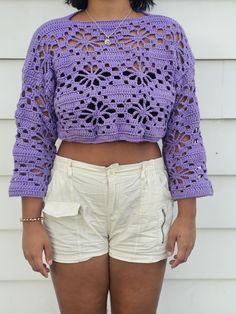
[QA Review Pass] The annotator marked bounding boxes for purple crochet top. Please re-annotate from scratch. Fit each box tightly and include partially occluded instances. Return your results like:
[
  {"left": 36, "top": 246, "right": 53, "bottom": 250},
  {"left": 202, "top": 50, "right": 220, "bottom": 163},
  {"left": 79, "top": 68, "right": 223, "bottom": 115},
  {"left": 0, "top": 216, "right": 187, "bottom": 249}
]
[{"left": 8, "top": 11, "right": 214, "bottom": 200}]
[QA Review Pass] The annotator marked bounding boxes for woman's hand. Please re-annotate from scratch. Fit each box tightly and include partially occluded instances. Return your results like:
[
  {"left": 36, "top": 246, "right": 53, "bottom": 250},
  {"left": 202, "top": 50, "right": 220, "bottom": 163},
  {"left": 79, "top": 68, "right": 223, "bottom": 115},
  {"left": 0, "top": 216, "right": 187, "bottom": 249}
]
[
  {"left": 22, "top": 222, "right": 53, "bottom": 278},
  {"left": 166, "top": 197, "right": 197, "bottom": 268}
]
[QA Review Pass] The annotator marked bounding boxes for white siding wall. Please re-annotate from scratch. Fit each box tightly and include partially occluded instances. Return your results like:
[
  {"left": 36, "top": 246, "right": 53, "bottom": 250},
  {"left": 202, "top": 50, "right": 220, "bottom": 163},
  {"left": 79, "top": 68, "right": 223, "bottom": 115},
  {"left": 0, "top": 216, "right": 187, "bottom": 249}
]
[{"left": 1, "top": 1, "right": 235, "bottom": 313}]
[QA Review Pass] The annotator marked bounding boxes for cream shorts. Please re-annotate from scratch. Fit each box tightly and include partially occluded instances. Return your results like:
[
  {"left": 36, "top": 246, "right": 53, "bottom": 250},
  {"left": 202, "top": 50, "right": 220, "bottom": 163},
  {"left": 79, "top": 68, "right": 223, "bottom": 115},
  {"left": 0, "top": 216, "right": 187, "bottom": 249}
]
[{"left": 42, "top": 154, "right": 174, "bottom": 263}]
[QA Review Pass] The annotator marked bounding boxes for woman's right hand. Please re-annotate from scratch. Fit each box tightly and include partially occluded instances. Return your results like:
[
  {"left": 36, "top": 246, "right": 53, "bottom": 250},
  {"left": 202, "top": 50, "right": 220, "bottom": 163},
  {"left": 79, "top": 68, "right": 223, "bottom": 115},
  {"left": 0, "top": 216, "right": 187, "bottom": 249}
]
[{"left": 22, "top": 222, "right": 53, "bottom": 278}]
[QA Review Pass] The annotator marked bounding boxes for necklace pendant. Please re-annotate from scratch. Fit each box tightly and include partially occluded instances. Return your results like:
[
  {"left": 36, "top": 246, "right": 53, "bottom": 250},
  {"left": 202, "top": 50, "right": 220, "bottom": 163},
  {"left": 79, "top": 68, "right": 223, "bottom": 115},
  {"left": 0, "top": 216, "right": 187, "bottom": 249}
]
[{"left": 104, "top": 37, "right": 111, "bottom": 45}]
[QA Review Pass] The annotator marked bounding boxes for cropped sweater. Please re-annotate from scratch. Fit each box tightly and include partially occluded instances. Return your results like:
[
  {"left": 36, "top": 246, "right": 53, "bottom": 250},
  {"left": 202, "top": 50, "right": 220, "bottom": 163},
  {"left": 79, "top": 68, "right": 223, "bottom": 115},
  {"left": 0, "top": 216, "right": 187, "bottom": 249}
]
[{"left": 8, "top": 11, "right": 214, "bottom": 201}]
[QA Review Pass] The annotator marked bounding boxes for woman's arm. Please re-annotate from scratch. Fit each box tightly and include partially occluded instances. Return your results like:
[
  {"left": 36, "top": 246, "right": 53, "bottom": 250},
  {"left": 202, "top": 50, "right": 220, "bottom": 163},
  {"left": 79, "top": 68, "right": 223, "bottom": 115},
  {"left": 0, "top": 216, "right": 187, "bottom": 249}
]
[
  {"left": 162, "top": 20, "right": 213, "bottom": 268},
  {"left": 8, "top": 23, "right": 57, "bottom": 278},
  {"left": 21, "top": 195, "right": 53, "bottom": 279},
  {"left": 8, "top": 23, "right": 58, "bottom": 199},
  {"left": 21, "top": 197, "right": 44, "bottom": 218},
  {"left": 162, "top": 21, "right": 214, "bottom": 201}
]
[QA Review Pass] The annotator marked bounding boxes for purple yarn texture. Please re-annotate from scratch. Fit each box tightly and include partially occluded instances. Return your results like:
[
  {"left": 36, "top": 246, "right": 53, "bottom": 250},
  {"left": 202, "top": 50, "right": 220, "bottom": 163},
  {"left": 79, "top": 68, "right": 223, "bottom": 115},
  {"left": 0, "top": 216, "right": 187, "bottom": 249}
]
[{"left": 8, "top": 11, "right": 214, "bottom": 200}]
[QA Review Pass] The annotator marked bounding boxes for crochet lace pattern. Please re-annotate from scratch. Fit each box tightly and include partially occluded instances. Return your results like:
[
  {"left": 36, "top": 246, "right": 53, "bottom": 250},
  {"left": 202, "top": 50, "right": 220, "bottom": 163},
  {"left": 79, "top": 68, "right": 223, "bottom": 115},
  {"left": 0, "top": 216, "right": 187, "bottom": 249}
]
[{"left": 8, "top": 11, "right": 214, "bottom": 200}]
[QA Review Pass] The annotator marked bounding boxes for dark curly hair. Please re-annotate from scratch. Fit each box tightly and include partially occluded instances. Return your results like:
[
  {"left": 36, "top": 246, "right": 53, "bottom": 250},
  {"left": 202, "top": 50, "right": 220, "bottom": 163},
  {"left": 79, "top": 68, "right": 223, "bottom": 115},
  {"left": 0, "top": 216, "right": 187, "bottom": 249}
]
[{"left": 65, "top": 0, "right": 155, "bottom": 12}]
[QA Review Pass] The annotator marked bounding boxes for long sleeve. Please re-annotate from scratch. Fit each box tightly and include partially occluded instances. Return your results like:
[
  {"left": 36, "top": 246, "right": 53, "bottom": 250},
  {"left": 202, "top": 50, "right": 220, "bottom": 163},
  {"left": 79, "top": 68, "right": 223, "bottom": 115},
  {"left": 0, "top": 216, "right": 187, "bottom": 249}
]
[
  {"left": 162, "top": 22, "right": 214, "bottom": 200},
  {"left": 8, "top": 25, "right": 58, "bottom": 198}
]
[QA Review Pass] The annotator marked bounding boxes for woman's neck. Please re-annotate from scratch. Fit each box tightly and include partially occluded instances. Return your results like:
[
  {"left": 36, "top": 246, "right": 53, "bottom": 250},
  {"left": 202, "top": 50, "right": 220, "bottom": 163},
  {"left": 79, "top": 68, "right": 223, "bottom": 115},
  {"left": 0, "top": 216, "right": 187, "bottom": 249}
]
[{"left": 84, "top": 0, "right": 136, "bottom": 20}]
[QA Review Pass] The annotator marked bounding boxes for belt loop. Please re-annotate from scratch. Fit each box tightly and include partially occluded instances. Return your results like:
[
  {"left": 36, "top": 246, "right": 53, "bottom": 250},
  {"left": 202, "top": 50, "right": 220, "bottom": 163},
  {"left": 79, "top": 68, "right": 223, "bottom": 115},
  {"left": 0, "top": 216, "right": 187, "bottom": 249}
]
[
  {"left": 140, "top": 163, "right": 148, "bottom": 187},
  {"left": 141, "top": 163, "right": 145, "bottom": 179},
  {"left": 67, "top": 160, "right": 73, "bottom": 177}
]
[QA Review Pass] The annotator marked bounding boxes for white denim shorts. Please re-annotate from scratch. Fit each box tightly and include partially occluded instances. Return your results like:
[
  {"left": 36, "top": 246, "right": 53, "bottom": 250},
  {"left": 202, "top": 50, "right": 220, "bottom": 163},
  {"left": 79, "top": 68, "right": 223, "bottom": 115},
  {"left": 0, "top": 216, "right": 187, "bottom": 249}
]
[{"left": 42, "top": 154, "right": 174, "bottom": 263}]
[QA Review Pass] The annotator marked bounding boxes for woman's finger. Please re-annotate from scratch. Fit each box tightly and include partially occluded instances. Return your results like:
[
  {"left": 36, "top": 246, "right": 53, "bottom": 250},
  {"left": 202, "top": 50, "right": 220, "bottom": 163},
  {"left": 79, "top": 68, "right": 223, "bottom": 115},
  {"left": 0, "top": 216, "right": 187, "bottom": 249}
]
[
  {"left": 29, "top": 255, "right": 49, "bottom": 278},
  {"left": 171, "top": 241, "right": 187, "bottom": 268}
]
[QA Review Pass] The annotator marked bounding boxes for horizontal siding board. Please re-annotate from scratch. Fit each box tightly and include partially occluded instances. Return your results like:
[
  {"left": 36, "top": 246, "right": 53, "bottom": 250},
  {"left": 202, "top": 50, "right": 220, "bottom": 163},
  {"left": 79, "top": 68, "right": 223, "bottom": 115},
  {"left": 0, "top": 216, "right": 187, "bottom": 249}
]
[
  {"left": 0, "top": 229, "right": 235, "bottom": 280},
  {"left": 0, "top": 281, "right": 59, "bottom": 314},
  {"left": 1, "top": 60, "right": 235, "bottom": 119},
  {"left": 0, "top": 1, "right": 72, "bottom": 58},
  {"left": 159, "top": 279, "right": 236, "bottom": 314},
  {"left": 205, "top": 120, "right": 236, "bottom": 175},
  {"left": 156, "top": 0, "right": 236, "bottom": 59},
  {"left": 0, "top": 1, "right": 236, "bottom": 59},
  {"left": 0, "top": 60, "right": 22, "bottom": 119},
  {"left": 221, "top": 61, "right": 236, "bottom": 118},
  {"left": 196, "top": 175, "right": 236, "bottom": 228},
  {"left": 196, "top": 60, "right": 236, "bottom": 119}
]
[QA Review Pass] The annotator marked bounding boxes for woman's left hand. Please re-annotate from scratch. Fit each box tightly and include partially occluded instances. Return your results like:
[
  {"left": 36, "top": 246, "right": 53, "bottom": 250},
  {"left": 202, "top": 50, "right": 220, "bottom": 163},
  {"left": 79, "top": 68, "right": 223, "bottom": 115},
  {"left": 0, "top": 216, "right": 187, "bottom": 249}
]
[{"left": 166, "top": 215, "right": 196, "bottom": 268}]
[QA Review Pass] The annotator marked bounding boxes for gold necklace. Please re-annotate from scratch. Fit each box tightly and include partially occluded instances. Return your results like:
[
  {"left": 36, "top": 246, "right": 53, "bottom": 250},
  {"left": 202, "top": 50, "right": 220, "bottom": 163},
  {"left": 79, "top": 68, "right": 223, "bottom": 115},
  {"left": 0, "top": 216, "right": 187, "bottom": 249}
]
[{"left": 85, "top": 8, "right": 133, "bottom": 46}]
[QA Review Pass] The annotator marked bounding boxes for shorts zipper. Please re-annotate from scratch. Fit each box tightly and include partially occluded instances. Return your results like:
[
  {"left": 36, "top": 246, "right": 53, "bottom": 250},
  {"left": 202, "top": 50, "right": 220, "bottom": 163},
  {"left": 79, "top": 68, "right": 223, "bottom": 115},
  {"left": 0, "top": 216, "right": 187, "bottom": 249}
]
[{"left": 161, "top": 208, "right": 166, "bottom": 243}]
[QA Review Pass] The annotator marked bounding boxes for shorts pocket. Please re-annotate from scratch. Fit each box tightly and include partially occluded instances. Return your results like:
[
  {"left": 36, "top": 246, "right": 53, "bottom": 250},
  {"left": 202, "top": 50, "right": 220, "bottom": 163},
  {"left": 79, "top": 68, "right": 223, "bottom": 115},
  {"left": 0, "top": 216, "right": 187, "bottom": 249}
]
[
  {"left": 42, "top": 167, "right": 82, "bottom": 218},
  {"left": 42, "top": 200, "right": 81, "bottom": 217},
  {"left": 152, "top": 168, "right": 172, "bottom": 200}
]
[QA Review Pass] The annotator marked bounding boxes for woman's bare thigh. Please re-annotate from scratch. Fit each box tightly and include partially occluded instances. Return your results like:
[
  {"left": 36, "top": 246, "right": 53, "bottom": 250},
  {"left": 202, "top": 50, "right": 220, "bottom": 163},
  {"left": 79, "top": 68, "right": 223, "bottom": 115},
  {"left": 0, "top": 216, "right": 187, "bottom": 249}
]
[
  {"left": 109, "top": 257, "right": 167, "bottom": 314},
  {"left": 49, "top": 253, "right": 109, "bottom": 314}
]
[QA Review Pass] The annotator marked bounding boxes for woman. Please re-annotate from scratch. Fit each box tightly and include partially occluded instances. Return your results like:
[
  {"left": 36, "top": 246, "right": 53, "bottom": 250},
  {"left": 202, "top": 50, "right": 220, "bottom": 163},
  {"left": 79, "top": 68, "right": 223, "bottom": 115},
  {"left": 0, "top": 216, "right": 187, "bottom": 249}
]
[{"left": 8, "top": 0, "right": 214, "bottom": 313}]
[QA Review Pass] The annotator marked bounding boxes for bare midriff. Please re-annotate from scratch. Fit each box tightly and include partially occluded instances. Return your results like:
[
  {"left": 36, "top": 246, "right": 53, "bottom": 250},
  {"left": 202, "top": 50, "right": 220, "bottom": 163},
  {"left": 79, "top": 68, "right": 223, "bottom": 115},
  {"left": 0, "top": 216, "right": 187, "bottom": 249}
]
[{"left": 57, "top": 140, "right": 162, "bottom": 166}]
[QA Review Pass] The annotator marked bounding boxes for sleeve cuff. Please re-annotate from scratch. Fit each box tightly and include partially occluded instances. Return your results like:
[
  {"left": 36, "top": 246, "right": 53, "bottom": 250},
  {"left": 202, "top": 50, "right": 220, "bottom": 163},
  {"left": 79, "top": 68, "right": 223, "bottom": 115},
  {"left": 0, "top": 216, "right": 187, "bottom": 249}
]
[
  {"left": 8, "top": 180, "right": 47, "bottom": 198},
  {"left": 170, "top": 181, "right": 214, "bottom": 201}
]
